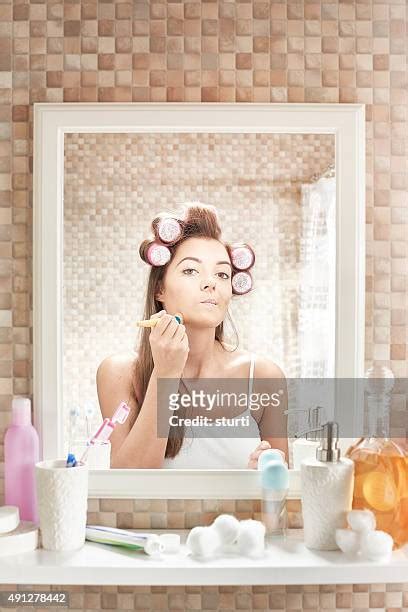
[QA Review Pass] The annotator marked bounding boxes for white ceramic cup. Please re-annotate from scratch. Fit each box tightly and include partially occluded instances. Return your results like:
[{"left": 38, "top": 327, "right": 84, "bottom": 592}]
[{"left": 35, "top": 459, "right": 88, "bottom": 551}]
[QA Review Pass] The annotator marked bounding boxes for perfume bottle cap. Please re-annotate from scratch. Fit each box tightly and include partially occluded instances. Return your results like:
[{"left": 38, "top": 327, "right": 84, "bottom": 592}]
[{"left": 316, "top": 421, "right": 340, "bottom": 462}]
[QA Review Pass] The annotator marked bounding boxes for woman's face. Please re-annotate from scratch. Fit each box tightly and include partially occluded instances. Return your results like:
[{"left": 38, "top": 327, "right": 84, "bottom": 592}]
[{"left": 156, "top": 237, "right": 233, "bottom": 328}]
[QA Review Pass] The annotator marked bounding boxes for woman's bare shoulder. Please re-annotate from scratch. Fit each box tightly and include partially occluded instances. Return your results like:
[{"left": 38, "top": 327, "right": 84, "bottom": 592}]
[
  {"left": 96, "top": 351, "right": 140, "bottom": 415},
  {"left": 97, "top": 351, "right": 139, "bottom": 383},
  {"left": 252, "top": 354, "right": 286, "bottom": 379}
]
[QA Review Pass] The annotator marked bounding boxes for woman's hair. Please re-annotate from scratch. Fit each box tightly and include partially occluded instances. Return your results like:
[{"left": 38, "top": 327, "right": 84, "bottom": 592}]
[{"left": 129, "top": 202, "right": 239, "bottom": 459}]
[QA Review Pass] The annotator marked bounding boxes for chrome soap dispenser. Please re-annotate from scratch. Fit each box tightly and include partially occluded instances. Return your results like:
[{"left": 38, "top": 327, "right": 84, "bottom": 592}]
[{"left": 300, "top": 421, "right": 354, "bottom": 550}]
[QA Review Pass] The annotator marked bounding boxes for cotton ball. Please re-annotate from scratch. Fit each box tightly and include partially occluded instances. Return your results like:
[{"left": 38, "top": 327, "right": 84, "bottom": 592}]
[
  {"left": 335, "top": 529, "right": 360, "bottom": 556},
  {"left": 359, "top": 530, "right": 394, "bottom": 561},
  {"left": 185, "top": 526, "right": 205, "bottom": 555},
  {"left": 212, "top": 514, "right": 240, "bottom": 548},
  {"left": 236, "top": 519, "right": 266, "bottom": 558},
  {"left": 186, "top": 526, "right": 221, "bottom": 558},
  {"left": 347, "top": 509, "right": 376, "bottom": 533}
]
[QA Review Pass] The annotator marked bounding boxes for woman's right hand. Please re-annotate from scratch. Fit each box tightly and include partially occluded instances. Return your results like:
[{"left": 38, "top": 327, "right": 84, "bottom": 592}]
[{"left": 149, "top": 310, "right": 189, "bottom": 378}]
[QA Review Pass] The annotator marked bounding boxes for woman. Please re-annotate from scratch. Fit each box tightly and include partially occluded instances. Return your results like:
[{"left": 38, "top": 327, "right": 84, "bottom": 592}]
[{"left": 97, "top": 203, "right": 288, "bottom": 468}]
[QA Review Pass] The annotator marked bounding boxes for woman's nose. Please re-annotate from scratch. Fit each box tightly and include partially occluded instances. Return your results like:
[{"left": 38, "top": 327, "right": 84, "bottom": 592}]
[{"left": 201, "top": 275, "right": 216, "bottom": 290}]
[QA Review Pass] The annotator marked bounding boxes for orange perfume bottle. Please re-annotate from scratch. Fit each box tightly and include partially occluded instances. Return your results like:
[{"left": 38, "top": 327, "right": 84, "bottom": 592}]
[{"left": 345, "top": 366, "right": 407, "bottom": 549}]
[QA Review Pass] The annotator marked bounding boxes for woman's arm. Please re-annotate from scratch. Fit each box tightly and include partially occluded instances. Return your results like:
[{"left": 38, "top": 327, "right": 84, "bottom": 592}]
[
  {"left": 96, "top": 354, "right": 178, "bottom": 468},
  {"left": 252, "top": 356, "right": 289, "bottom": 462}
]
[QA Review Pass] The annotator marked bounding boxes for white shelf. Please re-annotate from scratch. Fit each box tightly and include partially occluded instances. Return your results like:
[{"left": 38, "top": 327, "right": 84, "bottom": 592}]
[
  {"left": 87, "top": 468, "right": 302, "bottom": 499},
  {"left": 1, "top": 530, "right": 407, "bottom": 586}
]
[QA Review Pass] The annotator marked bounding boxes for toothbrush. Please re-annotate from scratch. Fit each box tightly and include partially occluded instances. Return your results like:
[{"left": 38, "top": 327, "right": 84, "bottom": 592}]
[
  {"left": 78, "top": 401, "right": 131, "bottom": 465},
  {"left": 84, "top": 400, "right": 96, "bottom": 438},
  {"left": 136, "top": 312, "right": 183, "bottom": 328},
  {"left": 68, "top": 405, "right": 81, "bottom": 453}
]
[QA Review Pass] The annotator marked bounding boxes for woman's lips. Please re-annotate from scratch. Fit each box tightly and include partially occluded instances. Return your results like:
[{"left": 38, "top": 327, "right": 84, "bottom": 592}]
[{"left": 200, "top": 301, "right": 218, "bottom": 307}]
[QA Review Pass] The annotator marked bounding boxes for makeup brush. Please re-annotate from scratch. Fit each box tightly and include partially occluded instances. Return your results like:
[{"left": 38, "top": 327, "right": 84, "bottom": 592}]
[{"left": 136, "top": 312, "right": 183, "bottom": 328}]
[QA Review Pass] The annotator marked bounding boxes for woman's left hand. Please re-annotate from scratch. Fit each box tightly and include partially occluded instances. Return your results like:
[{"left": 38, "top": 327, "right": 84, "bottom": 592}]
[
  {"left": 247, "top": 440, "right": 272, "bottom": 469},
  {"left": 247, "top": 441, "right": 287, "bottom": 469}
]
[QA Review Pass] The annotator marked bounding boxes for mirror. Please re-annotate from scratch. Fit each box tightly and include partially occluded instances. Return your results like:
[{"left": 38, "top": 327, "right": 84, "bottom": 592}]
[{"left": 34, "top": 103, "right": 365, "bottom": 497}]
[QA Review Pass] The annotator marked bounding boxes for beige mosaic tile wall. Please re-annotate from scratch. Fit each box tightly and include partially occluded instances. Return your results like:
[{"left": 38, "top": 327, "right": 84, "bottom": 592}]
[
  {"left": 1, "top": 583, "right": 407, "bottom": 611},
  {"left": 0, "top": 0, "right": 407, "bottom": 604},
  {"left": 85, "top": 498, "right": 303, "bottom": 530}
]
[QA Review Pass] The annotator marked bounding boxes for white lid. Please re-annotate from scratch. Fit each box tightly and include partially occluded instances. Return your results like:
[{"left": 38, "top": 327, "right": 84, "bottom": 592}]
[
  {"left": 144, "top": 534, "right": 165, "bottom": 557},
  {"left": 0, "top": 521, "right": 38, "bottom": 556},
  {"left": 159, "top": 533, "right": 181, "bottom": 554},
  {"left": 11, "top": 397, "right": 31, "bottom": 424},
  {"left": 12, "top": 397, "right": 31, "bottom": 412},
  {"left": 0, "top": 506, "right": 20, "bottom": 534}
]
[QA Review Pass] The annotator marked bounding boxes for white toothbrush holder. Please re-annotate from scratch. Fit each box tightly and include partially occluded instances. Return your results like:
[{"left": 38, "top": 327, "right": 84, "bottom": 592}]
[
  {"left": 35, "top": 459, "right": 89, "bottom": 551},
  {"left": 70, "top": 439, "right": 111, "bottom": 469}
]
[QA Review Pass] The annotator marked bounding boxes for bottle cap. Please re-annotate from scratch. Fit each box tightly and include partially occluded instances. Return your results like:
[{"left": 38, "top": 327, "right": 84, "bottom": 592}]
[
  {"left": 144, "top": 534, "right": 165, "bottom": 557},
  {"left": 159, "top": 533, "right": 181, "bottom": 554},
  {"left": 316, "top": 421, "right": 340, "bottom": 462},
  {"left": 261, "top": 459, "right": 289, "bottom": 490},
  {"left": 11, "top": 397, "right": 32, "bottom": 426},
  {"left": 257, "top": 449, "right": 286, "bottom": 471}
]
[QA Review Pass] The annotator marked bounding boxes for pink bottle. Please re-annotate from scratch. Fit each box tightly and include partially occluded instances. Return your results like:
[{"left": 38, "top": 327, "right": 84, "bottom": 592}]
[{"left": 4, "top": 397, "right": 39, "bottom": 523}]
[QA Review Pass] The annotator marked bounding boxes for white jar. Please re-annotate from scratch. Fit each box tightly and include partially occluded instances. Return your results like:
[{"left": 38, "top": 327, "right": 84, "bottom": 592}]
[
  {"left": 301, "top": 456, "right": 354, "bottom": 550},
  {"left": 300, "top": 421, "right": 354, "bottom": 551}
]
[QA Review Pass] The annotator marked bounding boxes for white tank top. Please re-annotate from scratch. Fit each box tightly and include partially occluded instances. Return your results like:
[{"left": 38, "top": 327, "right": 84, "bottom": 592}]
[{"left": 162, "top": 353, "right": 261, "bottom": 469}]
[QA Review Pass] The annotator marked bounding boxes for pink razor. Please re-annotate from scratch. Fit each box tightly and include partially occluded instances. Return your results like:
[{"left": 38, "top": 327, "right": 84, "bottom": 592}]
[{"left": 79, "top": 401, "right": 130, "bottom": 464}]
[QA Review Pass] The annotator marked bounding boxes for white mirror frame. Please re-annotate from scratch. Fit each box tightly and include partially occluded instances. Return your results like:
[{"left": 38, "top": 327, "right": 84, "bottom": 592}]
[{"left": 33, "top": 102, "right": 365, "bottom": 499}]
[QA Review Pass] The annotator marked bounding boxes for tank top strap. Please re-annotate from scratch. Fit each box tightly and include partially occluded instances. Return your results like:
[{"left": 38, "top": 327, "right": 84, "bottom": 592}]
[{"left": 247, "top": 353, "right": 256, "bottom": 410}]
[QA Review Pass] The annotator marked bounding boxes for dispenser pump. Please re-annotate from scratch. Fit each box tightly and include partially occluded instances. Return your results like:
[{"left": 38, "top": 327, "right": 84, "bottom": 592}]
[{"left": 316, "top": 421, "right": 340, "bottom": 462}]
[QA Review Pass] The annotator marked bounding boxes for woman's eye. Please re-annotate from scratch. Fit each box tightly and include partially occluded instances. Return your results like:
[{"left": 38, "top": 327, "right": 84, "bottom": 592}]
[
  {"left": 183, "top": 268, "right": 198, "bottom": 275},
  {"left": 182, "top": 269, "right": 230, "bottom": 279}
]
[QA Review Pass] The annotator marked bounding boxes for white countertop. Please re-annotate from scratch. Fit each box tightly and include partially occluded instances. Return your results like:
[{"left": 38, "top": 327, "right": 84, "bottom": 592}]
[{"left": 1, "top": 530, "right": 408, "bottom": 586}]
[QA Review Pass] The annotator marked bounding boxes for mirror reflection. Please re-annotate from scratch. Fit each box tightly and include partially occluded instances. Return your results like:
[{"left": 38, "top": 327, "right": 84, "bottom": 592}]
[{"left": 63, "top": 132, "right": 335, "bottom": 469}]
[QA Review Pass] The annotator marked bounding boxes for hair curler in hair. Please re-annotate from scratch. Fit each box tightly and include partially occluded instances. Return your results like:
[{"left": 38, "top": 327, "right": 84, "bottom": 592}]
[
  {"left": 155, "top": 217, "right": 183, "bottom": 245},
  {"left": 230, "top": 244, "right": 255, "bottom": 271},
  {"left": 232, "top": 271, "right": 253, "bottom": 295},
  {"left": 145, "top": 241, "right": 172, "bottom": 266}
]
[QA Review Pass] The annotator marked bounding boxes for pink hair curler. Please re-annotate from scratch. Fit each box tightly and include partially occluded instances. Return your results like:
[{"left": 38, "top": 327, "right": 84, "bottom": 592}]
[
  {"left": 232, "top": 271, "right": 253, "bottom": 295},
  {"left": 156, "top": 217, "right": 183, "bottom": 245},
  {"left": 146, "top": 241, "right": 171, "bottom": 266},
  {"left": 230, "top": 244, "right": 255, "bottom": 271}
]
